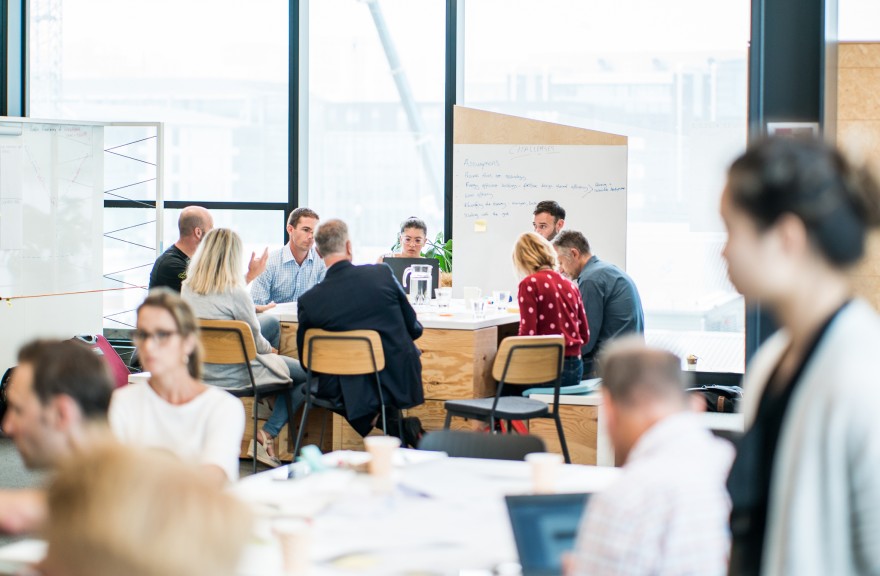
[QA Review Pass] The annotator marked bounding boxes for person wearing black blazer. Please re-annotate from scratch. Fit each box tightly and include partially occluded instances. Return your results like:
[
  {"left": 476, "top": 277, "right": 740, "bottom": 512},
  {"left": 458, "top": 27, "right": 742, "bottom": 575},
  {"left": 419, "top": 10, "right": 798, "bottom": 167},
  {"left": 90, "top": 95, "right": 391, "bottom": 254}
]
[{"left": 296, "top": 219, "right": 424, "bottom": 437}]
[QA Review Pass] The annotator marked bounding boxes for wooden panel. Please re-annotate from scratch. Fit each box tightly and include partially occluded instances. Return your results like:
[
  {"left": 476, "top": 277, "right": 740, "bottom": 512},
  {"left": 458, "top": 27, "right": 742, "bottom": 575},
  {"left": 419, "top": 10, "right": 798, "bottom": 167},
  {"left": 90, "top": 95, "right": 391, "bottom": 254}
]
[
  {"left": 838, "top": 68, "right": 880, "bottom": 121},
  {"left": 839, "top": 42, "right": 880, "bottom": 69},
  {"left": 529, "top": 405, "right": 599, "bottom": 466},
  {"left": 239, "top": 397, "right": 333, "bottom": 461},
  {"left": 405, "top": 399, "right": 476, "bottom": 433},
  {"left": 331, "top": 413, "right": 382, "bottom": 452},
  {"left": 279, "top": 322, "right": 299, "bottom": 359},
  {"left": 419, "top": 327, "right": 498, "bottom": 400},
  {"left": 329, "top": 401, "right": 482, "bottom": 453},
  {"left": 454, "top": 106, "right": 627, "bottom": 146}
]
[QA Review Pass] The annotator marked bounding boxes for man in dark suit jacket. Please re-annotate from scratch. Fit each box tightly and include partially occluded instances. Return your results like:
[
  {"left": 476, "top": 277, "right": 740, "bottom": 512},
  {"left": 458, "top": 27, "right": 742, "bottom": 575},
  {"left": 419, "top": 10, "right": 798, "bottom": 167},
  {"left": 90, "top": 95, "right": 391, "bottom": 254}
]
[{"left": 296, "top": 219, "right": 424, "bottom": 438}]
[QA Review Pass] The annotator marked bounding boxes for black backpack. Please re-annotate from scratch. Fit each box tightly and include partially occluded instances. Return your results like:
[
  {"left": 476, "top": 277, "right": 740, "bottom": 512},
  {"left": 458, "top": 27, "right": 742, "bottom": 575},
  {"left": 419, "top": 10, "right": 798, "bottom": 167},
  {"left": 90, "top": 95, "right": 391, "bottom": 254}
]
[
  {"left": 687, "top": 384, "right": 743, "bottom": 413},
  {"left": 0, "top": 367, "right": 13, "bottom": 435}
]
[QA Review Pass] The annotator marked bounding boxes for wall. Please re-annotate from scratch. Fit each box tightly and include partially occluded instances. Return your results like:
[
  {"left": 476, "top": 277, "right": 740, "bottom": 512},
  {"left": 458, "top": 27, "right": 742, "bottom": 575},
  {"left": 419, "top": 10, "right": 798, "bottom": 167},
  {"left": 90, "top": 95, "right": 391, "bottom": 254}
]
[{"left": 837, "top": 42, "right": 880, "bottom": 309}]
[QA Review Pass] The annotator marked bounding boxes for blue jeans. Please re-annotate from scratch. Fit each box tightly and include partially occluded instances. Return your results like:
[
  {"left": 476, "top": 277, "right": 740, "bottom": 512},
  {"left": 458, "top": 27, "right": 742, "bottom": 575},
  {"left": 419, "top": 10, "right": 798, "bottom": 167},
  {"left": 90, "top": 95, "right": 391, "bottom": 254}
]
[
  {"left": 561, "top": 356, "right": 584, "bottom": 389},
  {"left": 263, "top": 356, "right": 307, "bottom": 438},
  {"left": 258, "top": 314, "right": 281, "bottom": 350}
]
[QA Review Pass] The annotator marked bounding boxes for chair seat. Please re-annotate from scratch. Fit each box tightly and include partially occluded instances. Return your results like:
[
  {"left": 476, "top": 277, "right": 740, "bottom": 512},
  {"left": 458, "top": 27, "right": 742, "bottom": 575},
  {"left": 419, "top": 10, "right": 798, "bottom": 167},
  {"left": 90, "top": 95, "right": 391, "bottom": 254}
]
[
  {"left": 444, "top": 397, "right": 549, "bottom": 420},
  {"left": 223, "top": 381, "right": 293, "bottom": 398}
]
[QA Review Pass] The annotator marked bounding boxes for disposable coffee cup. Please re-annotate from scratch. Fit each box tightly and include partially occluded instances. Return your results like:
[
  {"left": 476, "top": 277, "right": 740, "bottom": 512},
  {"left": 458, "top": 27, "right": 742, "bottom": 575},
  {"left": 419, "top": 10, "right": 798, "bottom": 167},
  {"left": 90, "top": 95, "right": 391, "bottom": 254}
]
[
  {"left": 364, "top": 435, "right": 401, "bottom": 492},
  {"left": 273, "top": 519, "right": 312, "bottom": 575},
  {"left": 525, "top": 452, "right": 564, "bottom": 494}
]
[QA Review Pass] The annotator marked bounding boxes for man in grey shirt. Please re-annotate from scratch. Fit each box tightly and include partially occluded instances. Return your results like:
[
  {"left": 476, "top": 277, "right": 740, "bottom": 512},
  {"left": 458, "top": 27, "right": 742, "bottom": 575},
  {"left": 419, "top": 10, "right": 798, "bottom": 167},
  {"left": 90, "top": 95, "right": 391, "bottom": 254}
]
[{"left": 554, "top": 231, "right": 645, "bottom": 377}]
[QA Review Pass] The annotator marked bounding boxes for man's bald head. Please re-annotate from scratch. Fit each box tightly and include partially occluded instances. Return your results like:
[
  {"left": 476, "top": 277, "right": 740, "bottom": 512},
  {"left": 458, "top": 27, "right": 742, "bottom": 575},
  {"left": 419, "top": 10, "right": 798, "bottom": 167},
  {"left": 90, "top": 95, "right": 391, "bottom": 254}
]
[{"left": 177, "top": 206, "right": 213, "bottom": 242}]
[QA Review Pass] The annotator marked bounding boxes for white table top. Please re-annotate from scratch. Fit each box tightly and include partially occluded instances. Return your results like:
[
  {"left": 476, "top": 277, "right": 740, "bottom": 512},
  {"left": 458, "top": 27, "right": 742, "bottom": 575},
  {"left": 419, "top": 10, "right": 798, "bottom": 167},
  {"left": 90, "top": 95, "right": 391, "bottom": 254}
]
[
  {"left": 263, "top": 300, "right": 520, "bottom": 331},
  {"left": 0, "top": 451, "right": 620, "bottom": 576},
  {"left": 232, "top": 450, "right": 620, "bottom": 575}
]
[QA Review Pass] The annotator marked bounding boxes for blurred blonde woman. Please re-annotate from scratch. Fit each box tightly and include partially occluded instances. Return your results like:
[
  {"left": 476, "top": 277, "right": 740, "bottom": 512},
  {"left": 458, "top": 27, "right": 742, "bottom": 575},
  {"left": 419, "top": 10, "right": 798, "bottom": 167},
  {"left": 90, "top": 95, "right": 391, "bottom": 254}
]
[
  {"left": 37, "top": 443, "right": 251, "bottom": 576},
  {"left": 182, "top": 227, "right": 307, "bottom": 468},
  {"left": 512, "top": 232, "right": 589, "bottom": 390},
  {"left": 110, "top": 290, "right": 245, "bottom": 485}
]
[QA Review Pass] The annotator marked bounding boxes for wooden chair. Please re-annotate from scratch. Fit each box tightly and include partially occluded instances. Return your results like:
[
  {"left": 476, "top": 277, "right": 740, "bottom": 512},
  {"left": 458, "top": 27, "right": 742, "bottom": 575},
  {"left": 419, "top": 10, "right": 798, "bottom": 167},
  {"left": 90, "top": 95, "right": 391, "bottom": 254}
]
[
  {"left": 293, "top": 329, "right": 401, "bottom": 458},
  {"left": 442, "top": 335, "right": 571, "bottom": 463},
  {"left": 418, "top": 430, "right": 546, "bottom": 461},
  {"left": 198, "top": 319, "right": 295, "bottom": 474}
]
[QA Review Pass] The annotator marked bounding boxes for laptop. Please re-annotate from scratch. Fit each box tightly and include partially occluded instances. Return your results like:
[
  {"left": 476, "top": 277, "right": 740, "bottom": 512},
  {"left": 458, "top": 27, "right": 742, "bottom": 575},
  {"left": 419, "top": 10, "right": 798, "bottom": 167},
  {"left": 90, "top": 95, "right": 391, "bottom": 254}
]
[
  {"left": 382, "top": 257, "right": 440, "bottom": 295},
  {"left": 505, "top": 493, "right": 591, "bottom": 576}
]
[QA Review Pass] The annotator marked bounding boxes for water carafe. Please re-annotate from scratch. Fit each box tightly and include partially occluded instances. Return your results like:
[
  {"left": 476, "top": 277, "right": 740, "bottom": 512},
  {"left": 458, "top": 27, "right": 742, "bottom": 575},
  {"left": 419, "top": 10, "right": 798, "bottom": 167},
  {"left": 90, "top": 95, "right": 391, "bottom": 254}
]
[{"left": 402, "top": 264, "right": 433, "bottom": 305}]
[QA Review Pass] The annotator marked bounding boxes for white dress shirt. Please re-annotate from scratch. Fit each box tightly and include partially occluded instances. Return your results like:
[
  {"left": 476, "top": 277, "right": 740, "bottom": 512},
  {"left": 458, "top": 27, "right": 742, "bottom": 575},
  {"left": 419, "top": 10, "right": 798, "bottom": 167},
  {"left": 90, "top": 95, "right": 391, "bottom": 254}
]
[{"left": 571, "top": 412, "right": 734, "bottom": 576}]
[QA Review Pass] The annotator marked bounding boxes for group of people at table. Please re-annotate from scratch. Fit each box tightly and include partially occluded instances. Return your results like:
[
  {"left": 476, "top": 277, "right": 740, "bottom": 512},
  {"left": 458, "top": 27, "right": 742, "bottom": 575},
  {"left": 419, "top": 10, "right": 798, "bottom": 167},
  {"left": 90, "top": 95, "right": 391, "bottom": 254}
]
[{"left": 1, "top": 138, "right": 879, "bottom": 576}]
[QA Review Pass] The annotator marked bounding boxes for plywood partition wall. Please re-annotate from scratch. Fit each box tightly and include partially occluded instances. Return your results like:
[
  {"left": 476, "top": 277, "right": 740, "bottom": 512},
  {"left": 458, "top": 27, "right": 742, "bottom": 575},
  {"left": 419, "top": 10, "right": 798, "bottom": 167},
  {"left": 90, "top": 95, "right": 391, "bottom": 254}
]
[
  {"left": 452, "top": 106, "right": 628, "bottom": 297},
  {"left": 837, "top": 43, "right": 880, "bottom": 310}
]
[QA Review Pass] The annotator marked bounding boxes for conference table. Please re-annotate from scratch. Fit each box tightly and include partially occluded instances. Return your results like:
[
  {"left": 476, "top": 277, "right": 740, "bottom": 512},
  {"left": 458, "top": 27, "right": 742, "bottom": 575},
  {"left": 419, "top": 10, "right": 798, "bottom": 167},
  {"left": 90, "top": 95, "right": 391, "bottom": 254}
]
[
  {"left": 261, "top": 301, "right": 521, "bottom": 455},
  {"left": 232, "top": 449, "right": 621, "bottom": 575},
  {"left": 0, "top": 450, "right": 621, "bottom": 576}
]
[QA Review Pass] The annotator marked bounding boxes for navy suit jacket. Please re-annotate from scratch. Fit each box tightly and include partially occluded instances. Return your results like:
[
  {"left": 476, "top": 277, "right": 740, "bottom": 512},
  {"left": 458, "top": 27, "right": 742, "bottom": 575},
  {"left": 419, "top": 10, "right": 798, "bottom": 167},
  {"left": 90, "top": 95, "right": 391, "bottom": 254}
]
[{"left": 296, "top": 260, "right": 424, "bottom": 435}]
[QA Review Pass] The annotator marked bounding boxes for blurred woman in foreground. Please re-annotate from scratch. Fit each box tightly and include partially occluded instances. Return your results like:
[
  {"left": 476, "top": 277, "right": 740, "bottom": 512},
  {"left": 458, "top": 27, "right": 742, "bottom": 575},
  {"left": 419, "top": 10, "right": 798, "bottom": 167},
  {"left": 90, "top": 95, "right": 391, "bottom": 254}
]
[{"left": 722, "top": 138, "right": 880, "bottom": 575}]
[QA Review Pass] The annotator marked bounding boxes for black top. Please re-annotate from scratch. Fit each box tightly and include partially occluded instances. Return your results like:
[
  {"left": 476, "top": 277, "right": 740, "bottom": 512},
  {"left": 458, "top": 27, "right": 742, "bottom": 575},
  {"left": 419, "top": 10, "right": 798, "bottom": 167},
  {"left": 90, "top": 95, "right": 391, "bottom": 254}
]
[
  {"left": 727, "top": 302, "right": 850, "bottom": 576},
  {"left": 148, "top": 245, "right": 190, "bottom": 292}
]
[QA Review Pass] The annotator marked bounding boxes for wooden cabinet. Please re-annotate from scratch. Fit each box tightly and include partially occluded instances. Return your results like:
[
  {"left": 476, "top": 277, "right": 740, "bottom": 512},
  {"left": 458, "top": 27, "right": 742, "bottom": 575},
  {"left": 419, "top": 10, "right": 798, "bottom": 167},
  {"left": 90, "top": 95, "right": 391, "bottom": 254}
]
[{"left": 529, "top": 405, "right": 601, "bottom": 466}]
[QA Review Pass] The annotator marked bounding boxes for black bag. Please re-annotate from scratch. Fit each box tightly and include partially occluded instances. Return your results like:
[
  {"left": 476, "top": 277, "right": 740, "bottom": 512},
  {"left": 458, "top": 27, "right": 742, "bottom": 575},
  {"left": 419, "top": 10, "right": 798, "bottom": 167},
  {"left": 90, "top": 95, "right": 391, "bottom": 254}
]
[
  {"left": 687, "top": 384, "right": 743, "bottom": 413},
  {"left": 0, "top": 367, "right": 13, "bottom": 435}
]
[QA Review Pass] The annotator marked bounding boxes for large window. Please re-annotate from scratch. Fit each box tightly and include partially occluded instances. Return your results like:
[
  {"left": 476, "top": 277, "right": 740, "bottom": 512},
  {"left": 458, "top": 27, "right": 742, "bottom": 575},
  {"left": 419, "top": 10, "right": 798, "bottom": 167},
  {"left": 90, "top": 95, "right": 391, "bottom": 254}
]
[
  {"left": 29, "top": 0, "right": 289, "bottom": 203},
  {"left": 25, "top": 0, "right": 754, "bottom": 370},
  {"left": 464, "top": 0, "right": 750, "bottom": 372},
  {"left": 29, "top": 0, "right": 290, "bottom": 329},
  {"left": 302, "top": 0, "right": 446, "bottom": 263}
]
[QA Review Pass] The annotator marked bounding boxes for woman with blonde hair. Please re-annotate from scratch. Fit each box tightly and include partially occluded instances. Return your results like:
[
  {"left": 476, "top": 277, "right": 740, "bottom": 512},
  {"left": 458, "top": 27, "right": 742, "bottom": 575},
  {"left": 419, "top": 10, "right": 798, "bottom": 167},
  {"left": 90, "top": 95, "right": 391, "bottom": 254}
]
[
  {"left": 109, "top": 289, "right": 244, "bottom": 485},
  {"left": 182, "top": 227, "right": 306, "bottom": 468},
  {"left": 38, "top": 443, "right": 252, "bottom": 576},
  {"left": 513, "top": 232, "right": 589, "bottom": 389}
]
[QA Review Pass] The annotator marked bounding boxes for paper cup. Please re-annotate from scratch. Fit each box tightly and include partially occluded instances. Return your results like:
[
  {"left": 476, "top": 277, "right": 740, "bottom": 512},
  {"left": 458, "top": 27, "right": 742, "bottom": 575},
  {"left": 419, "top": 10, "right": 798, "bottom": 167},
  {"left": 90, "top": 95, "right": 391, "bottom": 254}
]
[
  {"left": 364, "top": 435, "right": 400, "bottom": 491},
  {"left": 273, "top": 519, "right": 312, "bottom": 575},
  {"left": 525, "top": 452, "right": 564, "bottom": 494}
]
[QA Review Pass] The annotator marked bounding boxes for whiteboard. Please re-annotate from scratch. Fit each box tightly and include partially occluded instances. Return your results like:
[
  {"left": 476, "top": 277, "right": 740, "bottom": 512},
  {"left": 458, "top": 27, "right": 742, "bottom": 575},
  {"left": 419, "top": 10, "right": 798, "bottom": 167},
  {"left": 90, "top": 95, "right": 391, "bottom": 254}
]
[
  {"left": 452, "top": 143, "right": 627, "bottom": 296},
  {"left": 0, "top": 121, "right": 104, "bottom": 372}
]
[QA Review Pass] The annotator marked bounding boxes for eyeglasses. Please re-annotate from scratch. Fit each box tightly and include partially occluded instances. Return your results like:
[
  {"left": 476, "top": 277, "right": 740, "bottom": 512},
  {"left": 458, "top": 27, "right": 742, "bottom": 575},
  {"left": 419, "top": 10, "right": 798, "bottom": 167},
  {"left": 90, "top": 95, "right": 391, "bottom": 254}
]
[
  {"left": 402, "top": 237, "right": 426, "bottom": 245},
  {"left": 132, "top": 330, "right": 179, "bottom": 346}
]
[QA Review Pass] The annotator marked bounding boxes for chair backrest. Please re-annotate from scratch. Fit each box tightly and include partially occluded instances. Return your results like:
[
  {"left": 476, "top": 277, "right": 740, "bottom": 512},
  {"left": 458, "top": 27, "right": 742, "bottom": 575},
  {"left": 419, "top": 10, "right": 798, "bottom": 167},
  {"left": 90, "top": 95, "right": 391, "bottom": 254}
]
[
  {"left": 198, "top": 319, "right": 258, "bottom": 365},
  {"left": 418, "top": 430, "right": 546, "bottom": 461},
  {"left": 492, "top": 335, "right": 565, "bottom": 385},
  {"left": 302, "top": 329, "right": 385, "bottom": 375}
]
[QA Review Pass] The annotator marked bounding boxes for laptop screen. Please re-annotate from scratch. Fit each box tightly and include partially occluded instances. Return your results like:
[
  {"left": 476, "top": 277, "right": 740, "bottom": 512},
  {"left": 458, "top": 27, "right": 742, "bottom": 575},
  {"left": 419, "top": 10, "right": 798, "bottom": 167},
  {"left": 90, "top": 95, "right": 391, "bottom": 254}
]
[{"left": 505, "top": 493, "right": 591, "bottom": 576}]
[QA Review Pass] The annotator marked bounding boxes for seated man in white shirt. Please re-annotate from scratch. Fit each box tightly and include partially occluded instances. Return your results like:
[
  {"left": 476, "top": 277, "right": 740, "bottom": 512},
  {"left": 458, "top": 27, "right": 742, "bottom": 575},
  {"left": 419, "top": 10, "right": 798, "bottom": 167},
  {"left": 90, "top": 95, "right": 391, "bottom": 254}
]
[
  {"left": 0, "top": 339, "right": 114, "bottom": 534},
  {"left": 567, "top": 338, "right": 734, "bottom": 576}
]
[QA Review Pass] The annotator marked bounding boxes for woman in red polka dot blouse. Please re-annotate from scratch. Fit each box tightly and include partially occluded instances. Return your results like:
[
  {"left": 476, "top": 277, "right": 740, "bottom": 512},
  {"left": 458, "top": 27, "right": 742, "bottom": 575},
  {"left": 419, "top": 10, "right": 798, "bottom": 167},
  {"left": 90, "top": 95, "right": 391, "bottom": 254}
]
[{"left": 513, "top": 232, "right": 590, "bottom": 389}]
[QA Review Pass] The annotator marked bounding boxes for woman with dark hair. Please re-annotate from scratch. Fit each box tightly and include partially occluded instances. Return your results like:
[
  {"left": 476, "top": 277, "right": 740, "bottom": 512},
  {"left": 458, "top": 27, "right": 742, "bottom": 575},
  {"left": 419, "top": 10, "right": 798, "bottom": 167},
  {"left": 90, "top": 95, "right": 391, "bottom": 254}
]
[
  {"left": 379, "top": 217, "right": 428, "bottom": 261},
  {"left": 721, "top": 138, "right": 880, "bottom": 575}
]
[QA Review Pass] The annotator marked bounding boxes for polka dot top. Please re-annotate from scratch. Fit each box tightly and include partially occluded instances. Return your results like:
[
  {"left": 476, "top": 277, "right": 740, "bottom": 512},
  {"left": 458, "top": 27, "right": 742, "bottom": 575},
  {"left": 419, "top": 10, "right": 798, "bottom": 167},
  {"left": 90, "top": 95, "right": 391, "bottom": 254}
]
[{"left": 518, "top": 269, "right": 590, "bottom": 357}]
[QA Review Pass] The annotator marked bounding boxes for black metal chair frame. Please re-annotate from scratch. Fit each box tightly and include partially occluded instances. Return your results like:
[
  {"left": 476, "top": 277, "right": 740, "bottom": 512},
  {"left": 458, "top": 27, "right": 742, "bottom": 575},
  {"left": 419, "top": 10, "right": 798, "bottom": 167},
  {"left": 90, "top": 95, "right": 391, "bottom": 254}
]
[
  {"left": 293, "top": 332, "right": 403, "bottom": 459},
  {"left": 444, "top": 341, "right": 571, "bottom": 463},
  {"left": 200, "top": 323, "right": 295, "bottom": 474}
]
